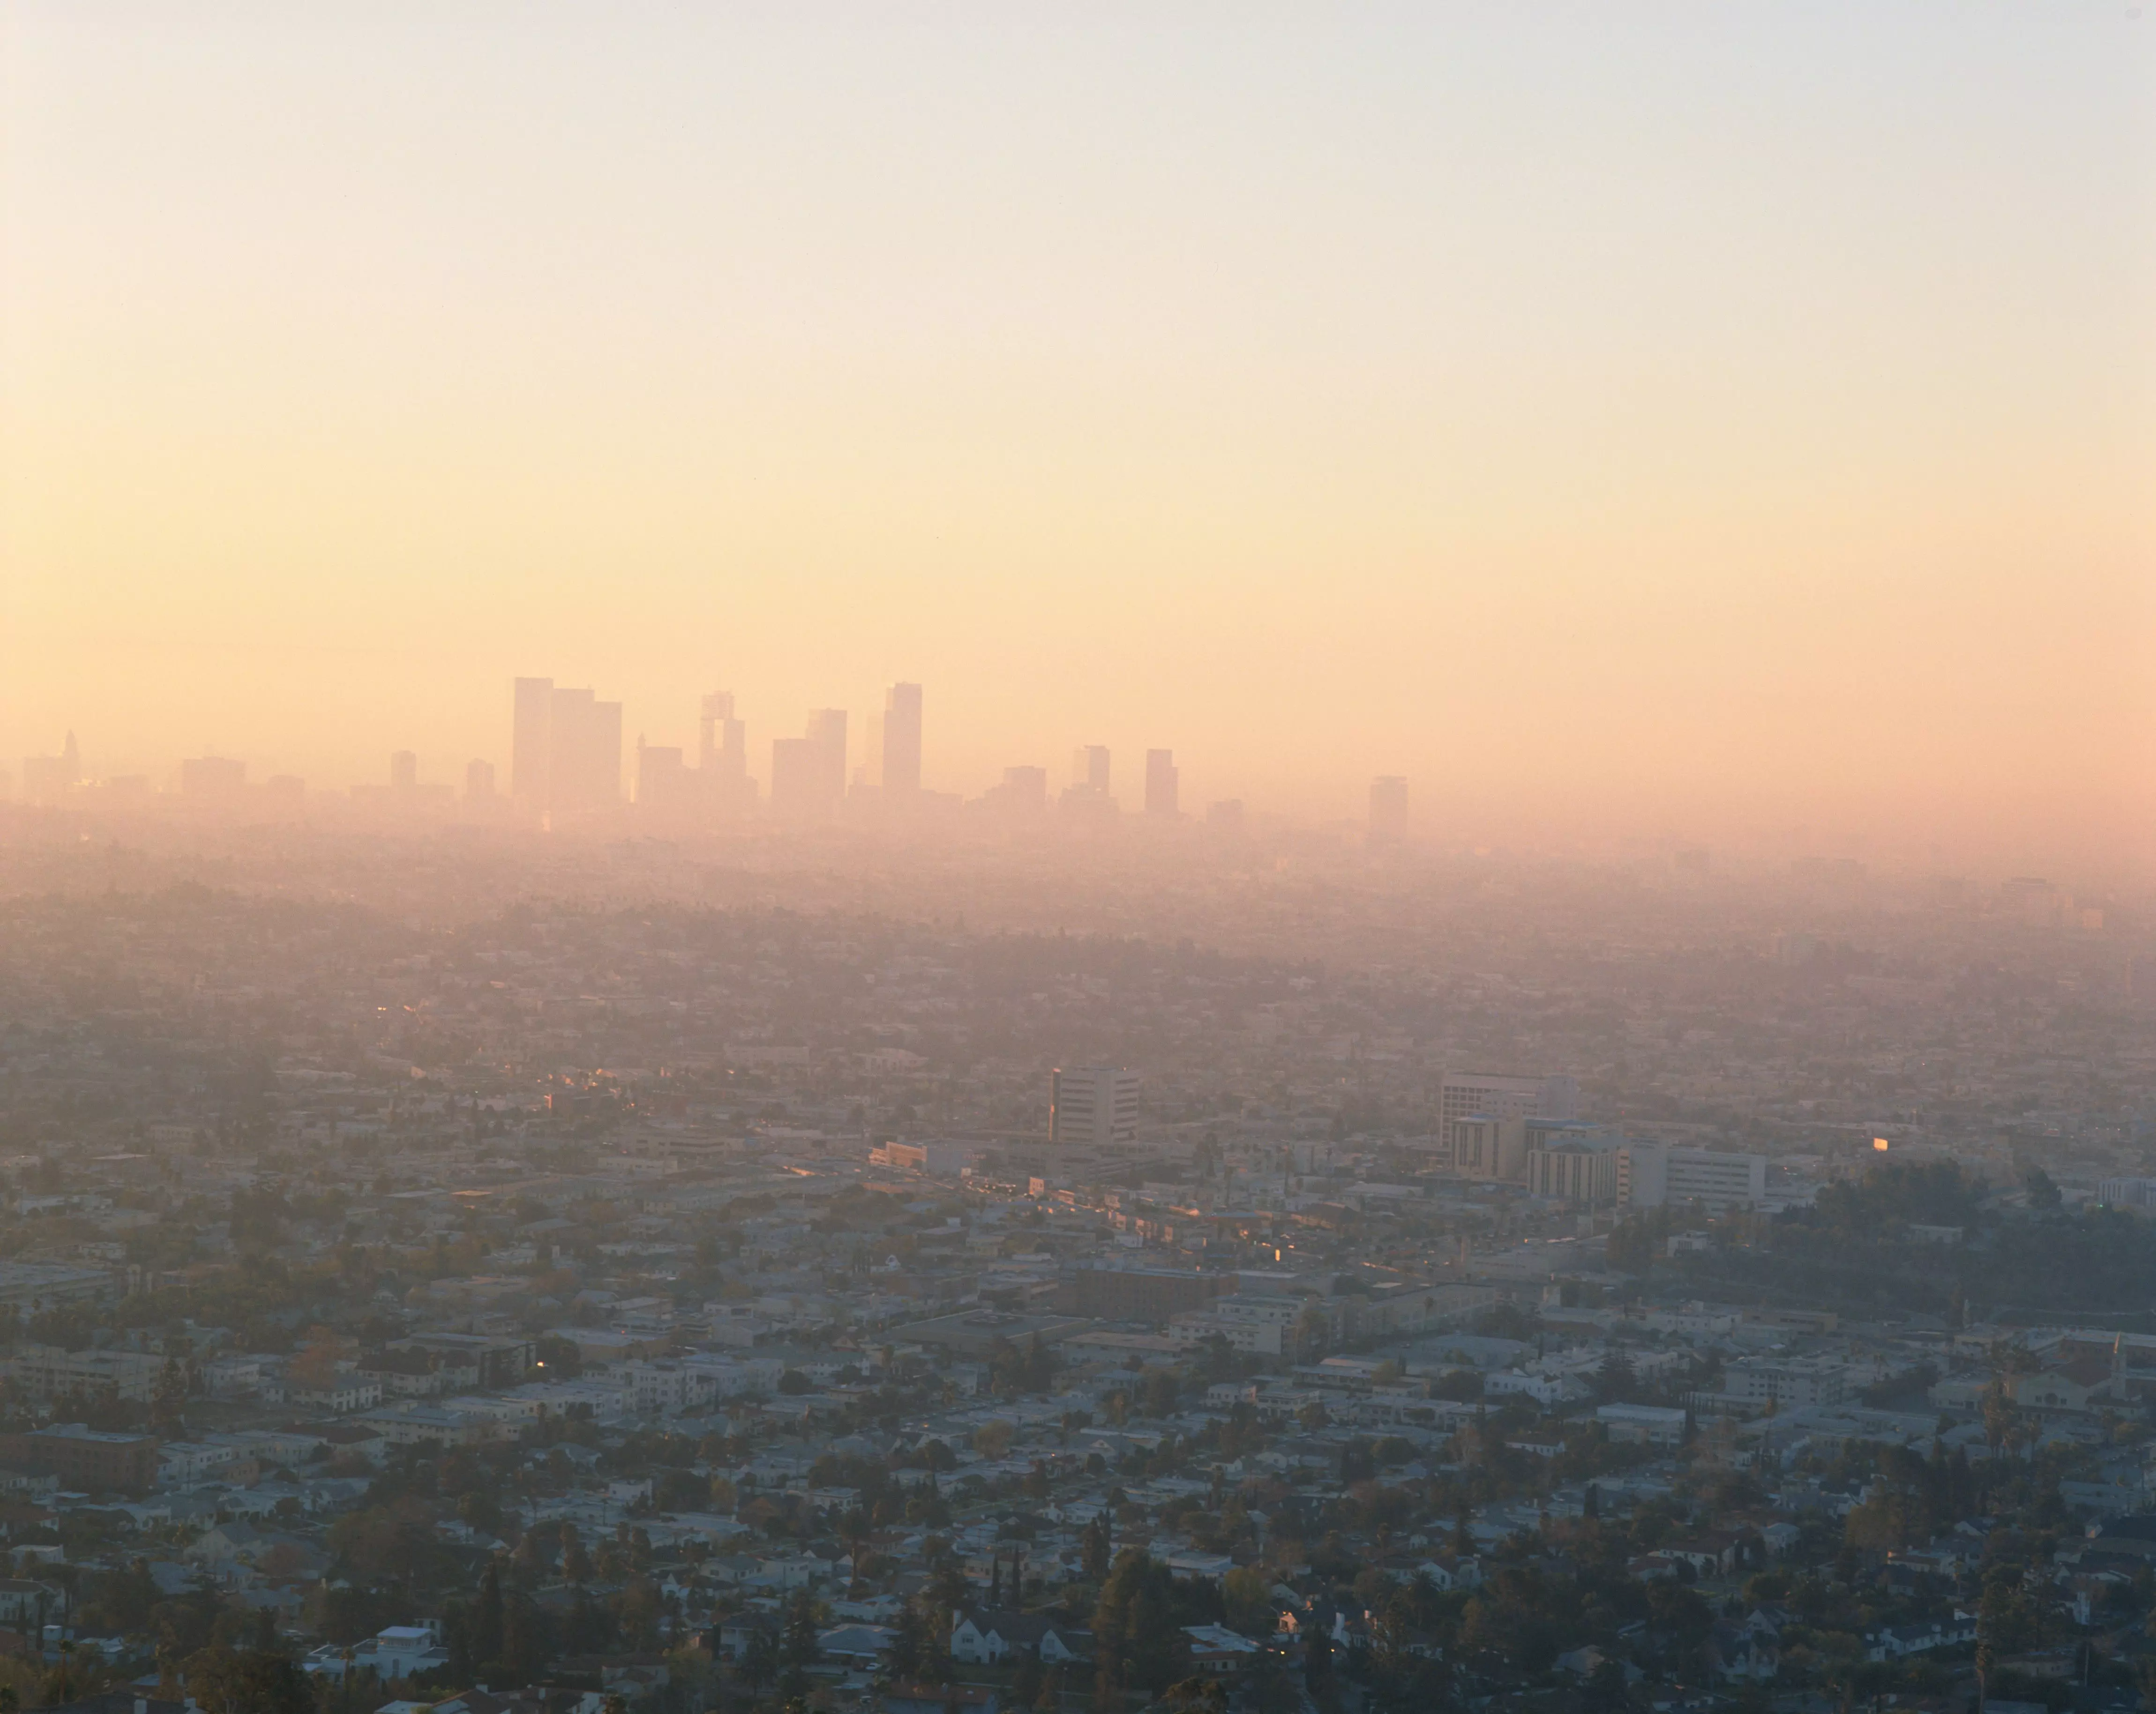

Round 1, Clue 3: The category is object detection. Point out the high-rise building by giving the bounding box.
[698,691,750,812]
[807,709,847,794]
[1145,749,1179,817]
[546,687,623,815]
[636,739,696,812]
[1073,745,1110,794]
[465,760,496,800]
[511,678,554,805]
[882,683,922,793]
[21,733,81,805]
[1207,799,1244,831]
[510,677,621,817]
[771,711,846,820]
[1370,775,1409,841]
[698,691,754,815]
[389,751,418,791]
[1050,1066,1140,1147]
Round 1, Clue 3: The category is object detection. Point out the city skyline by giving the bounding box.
[3,8,2148,875]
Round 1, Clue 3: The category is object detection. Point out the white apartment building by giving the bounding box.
[1168,1297,1301,1356]
[1439,1072,1579,1129]
[1051,1067,1140,1146]
[3,1344,165,1403]
[1448,1115,1527,1181]
[1525,1136,1622,1204]
[1618,1142,1767,1212]
[1721,1355,1846,1408]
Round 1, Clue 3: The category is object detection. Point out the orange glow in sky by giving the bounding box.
[1,6,2150,870]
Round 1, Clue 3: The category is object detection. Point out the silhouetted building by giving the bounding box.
[1145,749,1179,817]
[1207,799,1244,831]
[636,739,696,813]
[0,1424,157,1494]
[390,751,417,791]
[700,691,751,812]
[511,677,554,805]
[21,733,80,805]
[1369,775,1408,841]
[1050,1066,1139,1146]
[882,683,922,793]
[465,760,495,800]
[547,687,623,815]
[1072,745,1110,794]
[771,710,847,821]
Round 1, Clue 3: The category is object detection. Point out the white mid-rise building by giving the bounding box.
[1439,1072,1579,1129]
[1525,1136,1622,1204]
[1618,1142,1767,1212]
[1051,1066,1139,1147]
[1168,1296,1301,1356]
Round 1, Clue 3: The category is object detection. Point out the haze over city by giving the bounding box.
[4,5,2152,875]
[8,13,2156,1714]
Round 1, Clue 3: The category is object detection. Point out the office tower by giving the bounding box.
[21,732,81,805]
[389,751,418,791]
[1369,775,1409,841]
[1145,749,1179,817]
[1207,799,1244,831]
[511,677,554,805]
[545,687,623,815]
[771,712,846,820]
[882,682,922,793]
[180,757,247,797]
[1072,745,1110,794]
[770,708,840,816]
[1050,1066,1140,1147]
[465,760,496,800]
[697,691,752,815]
[636,739,696,812]
[699,692,746,777]
[807,708,847,799]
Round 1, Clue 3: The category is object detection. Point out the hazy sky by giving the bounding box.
[3,4,2152,867]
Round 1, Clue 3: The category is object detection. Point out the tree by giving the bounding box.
[1161,1678,1226,1714]
[1305,1625,1333,1690]
[782,1589,821,1672]
[178,1647,314,1714]
[471,1559,506,1667]
[1080,1513,1113,1582]
[1248,1647,1301,1714]
[1222,1566,1275,1637]
[739,1621,778,1692]
[1094,1551,1186,1704]
[1583,1658,1629,1714]
[151,1357,189,1435]
[1595,1347,1637,1403]
[501,1592,548,1682]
